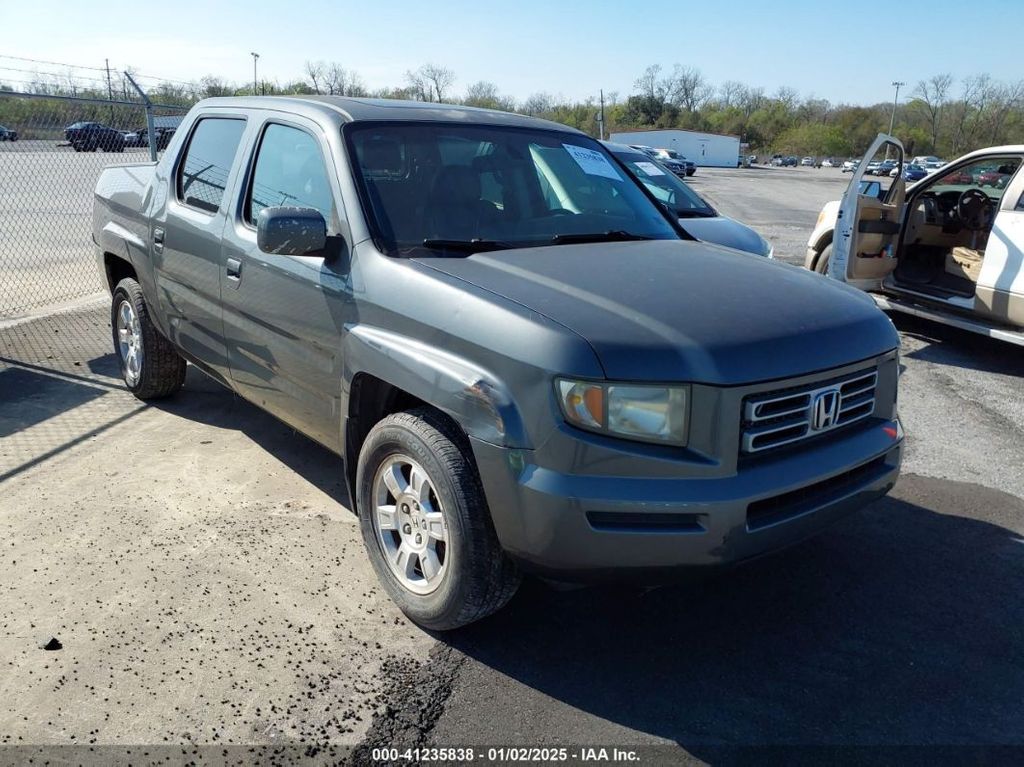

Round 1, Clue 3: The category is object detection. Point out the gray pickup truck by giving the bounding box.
[93,96,903,629]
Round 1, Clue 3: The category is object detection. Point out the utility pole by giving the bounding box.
[598,89,605,140]
[250,52,260,96]
[888,80,905,136]
[105,58,115,123]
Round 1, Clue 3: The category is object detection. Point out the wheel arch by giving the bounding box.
[809,231,833,270]
[103,252,137,292]
[341,325,530,506]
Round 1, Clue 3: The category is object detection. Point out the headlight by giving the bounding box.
[556,379,689,445]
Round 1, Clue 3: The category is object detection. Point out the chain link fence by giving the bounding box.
[0,91,188,319]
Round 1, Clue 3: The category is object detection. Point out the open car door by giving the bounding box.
[828,134,906,290]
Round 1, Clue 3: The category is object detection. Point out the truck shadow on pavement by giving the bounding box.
[893,314,1024,377]
[153,367,352,508]
[448,473,1024,749]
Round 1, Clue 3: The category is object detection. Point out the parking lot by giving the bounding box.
[2,166,1023,758]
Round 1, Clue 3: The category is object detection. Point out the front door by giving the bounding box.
[219,118,354,452]
[829,133,906,290]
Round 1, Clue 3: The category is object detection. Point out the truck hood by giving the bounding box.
[415,240,897,385]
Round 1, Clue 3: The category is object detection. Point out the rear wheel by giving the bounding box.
[110,278,186,399]
[815,243,832,275]
[356,409,520,630]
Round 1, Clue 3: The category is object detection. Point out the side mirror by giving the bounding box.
[858,180,882,199]
[256,206,327,256]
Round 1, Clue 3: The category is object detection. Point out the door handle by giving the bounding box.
[226,257,242,280]
[153,227,164,253]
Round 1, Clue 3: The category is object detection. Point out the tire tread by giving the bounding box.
[112,278,186,399]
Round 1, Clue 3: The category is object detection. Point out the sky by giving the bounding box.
[4,0,1024,106]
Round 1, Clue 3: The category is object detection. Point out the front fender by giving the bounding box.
[342,324,529,449]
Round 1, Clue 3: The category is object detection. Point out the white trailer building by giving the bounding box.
[608,129,741,168]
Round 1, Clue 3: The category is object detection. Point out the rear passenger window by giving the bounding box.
[248,124,334,224]
[177,118,246,213]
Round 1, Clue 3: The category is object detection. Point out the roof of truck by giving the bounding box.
[192,95,582,133]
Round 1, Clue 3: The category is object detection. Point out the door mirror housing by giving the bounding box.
[256,206,327,256]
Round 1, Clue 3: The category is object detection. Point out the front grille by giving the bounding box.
[741,368,878,454]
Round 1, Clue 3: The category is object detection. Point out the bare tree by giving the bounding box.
[464,80,499,107]
[406,64,455,102]
[912,73,953,152]
[199,75,233,98]
[738,85,767,117]
[718,80,745,108]
[634,65,663,101]
[325,63,366,96]
[304,61,325,94]
[521,92,553,116]
[662,65,712,112]
[987,79,1024,144]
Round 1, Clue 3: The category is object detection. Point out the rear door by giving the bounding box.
[828,133,906,290]
[152,115,247,380]
[219,117,354,452]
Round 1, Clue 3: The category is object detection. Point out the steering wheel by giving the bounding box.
[957,188,993,230]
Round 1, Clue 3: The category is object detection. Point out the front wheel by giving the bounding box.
[356,409,520,630]
[111,278,187,399]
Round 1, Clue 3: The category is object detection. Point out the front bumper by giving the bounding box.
[473,420,902,580]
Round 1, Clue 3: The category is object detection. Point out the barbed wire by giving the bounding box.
[0,64,113,86]
[0,53,109,72]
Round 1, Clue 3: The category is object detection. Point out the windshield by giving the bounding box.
[610,150,715,216]
[346,123,678,255]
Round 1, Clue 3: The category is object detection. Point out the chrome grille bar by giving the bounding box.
[741,369,878,454]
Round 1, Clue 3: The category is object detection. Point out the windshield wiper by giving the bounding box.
[550,230,654,245]
[420,238,515,254]
[675,209,717,219]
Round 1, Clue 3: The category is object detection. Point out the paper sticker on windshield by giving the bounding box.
[634,161,666,177]
[563,144,622,180]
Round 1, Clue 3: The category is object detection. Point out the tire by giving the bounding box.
[110,278,187,399]
[356,408,520,630]
[815,242,832,275]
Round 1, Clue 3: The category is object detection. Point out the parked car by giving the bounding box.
[783,155,798,166]
[64,121,126,152]
[93,97,903,629]
[902,163,928,181]
[770,154,784,166]
[801,156,815,167]
[603,141,773,257]
[0,124,18,142]
[651,148,696,176]
[150,126,178,149]
[821,158,836,168]
[841,159,860,173]
[978,167,1012,188]
[123,129,144,147]
[805,133,1024,345]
